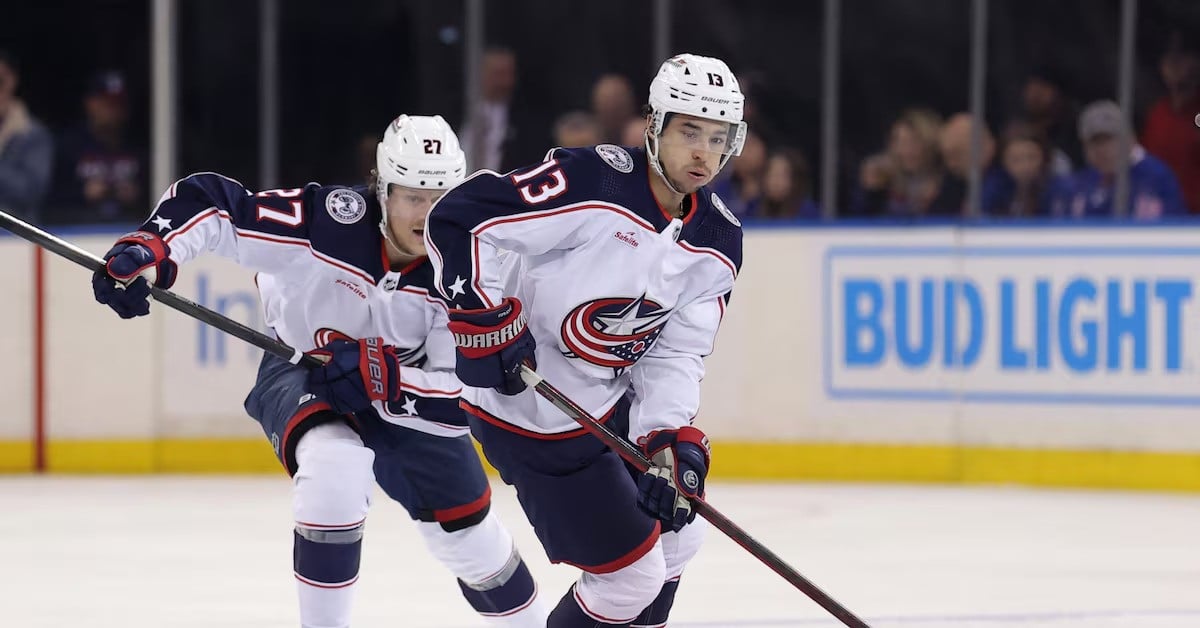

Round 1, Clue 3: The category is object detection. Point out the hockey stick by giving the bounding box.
[0,210,323,369]
[519,365,870,628]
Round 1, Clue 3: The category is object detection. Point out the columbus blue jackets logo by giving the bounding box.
[560,294,672,369]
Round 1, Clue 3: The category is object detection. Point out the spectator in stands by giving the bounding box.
[590,74,637,145]
[984,120,1072,217]
[1061,100,1185,219]
[49,70,145,224]
[1016,67,1077,175]
[1141,31,1200,213]
[746,148,819,220]
[850,108,957,217]
[937,112,1007,214]
[459,46,546,173]
[711,129,767,218]
[0,50,53,221]
[552,110,601,148]
[620,117,646,148]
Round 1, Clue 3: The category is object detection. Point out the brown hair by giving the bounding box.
[759,148,812,219]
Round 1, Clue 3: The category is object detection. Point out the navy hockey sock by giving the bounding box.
[631,578,680,627]
[547,584,631,627]
[293,523,364,587]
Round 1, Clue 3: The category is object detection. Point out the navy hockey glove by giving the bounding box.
[446,297,536,395]
[91,230,178,319]
[636,426,710,532]
[306,337,402,414]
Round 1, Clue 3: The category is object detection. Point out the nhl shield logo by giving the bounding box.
[326,189,366,224]
[560,294,672,369]
[595,144,634,174]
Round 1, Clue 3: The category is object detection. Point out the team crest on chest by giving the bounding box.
[326,189,366,224]
[595,144,634,174]
[711,193,740,226]
[560,294,672,369]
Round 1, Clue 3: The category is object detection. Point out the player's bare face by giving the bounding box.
[385,186,444,258]
[658,114,730,193]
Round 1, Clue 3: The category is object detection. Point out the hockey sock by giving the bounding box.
[631,578,680,628]
[293,521,364,628]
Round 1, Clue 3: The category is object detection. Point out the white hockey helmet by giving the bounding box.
[375,114,467,204]
[645,54,747,191]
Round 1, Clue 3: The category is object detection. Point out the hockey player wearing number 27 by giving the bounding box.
[426,53,746,627]
[90,115,549,627]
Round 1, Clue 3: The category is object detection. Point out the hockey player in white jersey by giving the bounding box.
[91,115,548,627]
[425,54,746,627]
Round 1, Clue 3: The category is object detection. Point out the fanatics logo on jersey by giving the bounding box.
[595,144,634,174]
[613,231,640,248]
[560,294,672,369]
[711,193,740,227]
[326,189,366,224]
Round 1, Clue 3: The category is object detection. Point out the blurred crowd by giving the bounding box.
[0,51,145,225]
[844,33,1197,222]
[2,31,1199,226]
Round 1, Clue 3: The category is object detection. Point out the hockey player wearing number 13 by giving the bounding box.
[90,115,548,627]
[426,54,746,627]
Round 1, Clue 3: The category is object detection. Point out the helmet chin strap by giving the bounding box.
[645,132,685,196]
[377,188,407,258]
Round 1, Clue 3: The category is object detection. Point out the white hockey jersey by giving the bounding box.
[139,173,467,437]
[425,145,742,441]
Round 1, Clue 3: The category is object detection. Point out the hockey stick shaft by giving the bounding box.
[0,210,323,369]
[519,365,870,628]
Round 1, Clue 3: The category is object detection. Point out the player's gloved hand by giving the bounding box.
[636,426,711,532]
[91,230,178,319]
[306,337,402,414]
[447,296,536,395]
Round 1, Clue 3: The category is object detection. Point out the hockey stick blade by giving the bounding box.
[0,210,321,368]
[518,365,870,628]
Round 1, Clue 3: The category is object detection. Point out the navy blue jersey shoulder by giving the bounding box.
[429,144,671,232]
[306,184,389,282]
[679,187,743,275]
[144,173,389,281]
[393,255,438,293]
[548,145,743,272]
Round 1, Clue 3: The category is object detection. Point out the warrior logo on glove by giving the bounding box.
[560,294,672,369]
[451,303,529,354]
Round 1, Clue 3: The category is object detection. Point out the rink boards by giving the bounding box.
[2,223,1199,490]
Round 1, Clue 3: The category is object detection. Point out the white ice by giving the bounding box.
[2,477,1199,627]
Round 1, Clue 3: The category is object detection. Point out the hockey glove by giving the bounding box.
[91,230,178,319]
[446,297,536,395]
[636,426,710,532]
[306,337,402,414]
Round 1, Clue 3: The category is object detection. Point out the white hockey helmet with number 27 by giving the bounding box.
[375,114,466,203]
[646,54,747,191]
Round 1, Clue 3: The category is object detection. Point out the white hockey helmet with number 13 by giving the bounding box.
[646,54,747,192]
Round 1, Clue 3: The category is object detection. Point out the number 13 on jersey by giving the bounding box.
[512,160,568,205]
